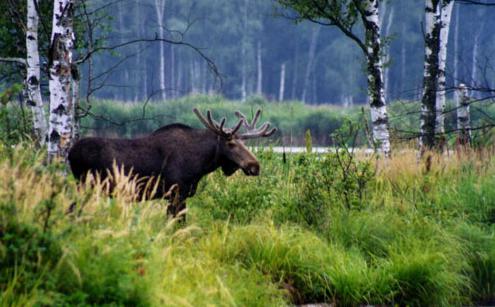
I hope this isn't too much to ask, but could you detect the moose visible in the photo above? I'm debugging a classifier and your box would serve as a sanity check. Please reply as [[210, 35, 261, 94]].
[[68, 108, 276, 216]]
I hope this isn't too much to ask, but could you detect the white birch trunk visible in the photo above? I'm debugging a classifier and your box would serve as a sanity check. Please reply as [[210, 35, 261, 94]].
[[456, 84, 471, 145], [420, 0, 442, 150], [363, 0, 391, 156], [256, 41, 263, 96], [26, 0, 47, 146], [435, 0, 454, 137], [302, 25, 320, 103], [154, 0, 166, 100], [48, 0, 76, 161], [279, 63, 286, 101]]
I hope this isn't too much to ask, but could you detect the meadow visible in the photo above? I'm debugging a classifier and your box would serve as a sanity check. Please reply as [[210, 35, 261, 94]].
[[1, 96, 495, 306], [1, 141, 495, 306]]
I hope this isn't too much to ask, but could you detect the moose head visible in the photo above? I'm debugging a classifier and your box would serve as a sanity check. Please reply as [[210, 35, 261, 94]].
[[193, 108, 276, 177]]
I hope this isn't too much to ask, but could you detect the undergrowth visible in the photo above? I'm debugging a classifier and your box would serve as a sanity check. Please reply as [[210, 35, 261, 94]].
[[1, 143, 495, 306]]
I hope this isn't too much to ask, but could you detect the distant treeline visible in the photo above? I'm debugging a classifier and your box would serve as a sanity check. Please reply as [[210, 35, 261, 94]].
[[80, 95, 495, 147]]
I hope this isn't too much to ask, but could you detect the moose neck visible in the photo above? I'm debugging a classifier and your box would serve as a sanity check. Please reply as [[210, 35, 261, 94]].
[[196, 130, 224, 176]]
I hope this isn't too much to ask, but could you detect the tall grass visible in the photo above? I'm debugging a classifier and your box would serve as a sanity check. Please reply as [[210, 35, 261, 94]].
[[1, 144, 495, 306]]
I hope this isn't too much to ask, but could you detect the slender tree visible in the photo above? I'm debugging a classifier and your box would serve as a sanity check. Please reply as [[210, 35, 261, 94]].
[[435, 0, 454, 146], [26, 0, 48, 146], [48, 0, 76, 161], [301, 25, 320, 103], [277, 0, 392, 156], [420, 0, 442, 151], [420, 0, 454, 152], [456, 83, 471, 145], [154, 0, 167, 100]]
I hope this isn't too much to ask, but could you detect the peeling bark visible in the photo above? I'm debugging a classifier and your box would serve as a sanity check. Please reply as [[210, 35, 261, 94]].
[[48, 0, 76, 162], [26, 0, 48, 146], [362, 0, 391, 157], [420, 0, 442, 151]]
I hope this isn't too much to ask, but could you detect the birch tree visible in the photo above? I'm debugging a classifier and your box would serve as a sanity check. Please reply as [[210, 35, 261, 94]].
[[361, 0, 391, 156], [420, 0, 454, 151], [435, 0, 454, 145], [26, 0, 48, 146], [48, 0, 76, 161], [420, 0, 442, 151], [277, 0, 392, 156]]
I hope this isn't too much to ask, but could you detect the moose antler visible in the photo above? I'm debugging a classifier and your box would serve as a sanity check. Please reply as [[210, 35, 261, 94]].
[[193, 108, 243, 137], [234, 109, 277, 139]]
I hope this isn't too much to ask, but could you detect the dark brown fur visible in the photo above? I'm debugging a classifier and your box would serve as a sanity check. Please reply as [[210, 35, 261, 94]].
[[68, 123, 260, 215]]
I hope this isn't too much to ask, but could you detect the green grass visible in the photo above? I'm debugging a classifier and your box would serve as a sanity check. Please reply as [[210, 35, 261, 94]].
[[1, 140, 495, 305]]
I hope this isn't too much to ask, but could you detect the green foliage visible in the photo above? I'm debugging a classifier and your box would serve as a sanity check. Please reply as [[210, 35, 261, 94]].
[[0, 103, 32, 147], [81, 96, 349, 145], [1, 139, 495, 305]]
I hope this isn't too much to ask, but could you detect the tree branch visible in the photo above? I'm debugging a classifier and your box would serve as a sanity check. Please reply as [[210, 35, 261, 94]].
[[0, 57, 27, 66]]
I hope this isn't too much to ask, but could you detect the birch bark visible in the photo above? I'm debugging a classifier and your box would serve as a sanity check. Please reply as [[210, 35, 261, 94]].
[[435, 0, 454, 140], [26, 0, 48, 146], [362, 0, 391, 156], [48, 0, 76, 162], [420, 0, 442, 151]]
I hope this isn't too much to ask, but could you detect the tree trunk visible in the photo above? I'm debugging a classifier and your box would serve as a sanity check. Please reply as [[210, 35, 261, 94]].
[[362, 0, 391, 156], [240, 0, 249, 102], [170, 44, 176, 99], [456, 83, 471, 145], [420, 0, 442, 151], [291, 44, 299, 100], [435, 0, 454, 143], [382, 6, 394, 102], [154, 0, 166, 100], [279, 63, 286, 101], [26, 0, 47, 146], [256, 40, 263, 96], [302, 25, 320, 103], [48, 0, 76, 162], [453, 3, 459, 86]]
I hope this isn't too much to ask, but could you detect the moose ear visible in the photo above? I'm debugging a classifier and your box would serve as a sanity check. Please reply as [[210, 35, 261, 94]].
[[221, 160, 239, 176]]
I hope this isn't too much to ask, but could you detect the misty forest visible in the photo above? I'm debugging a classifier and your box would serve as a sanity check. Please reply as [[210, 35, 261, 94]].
[[1, 0, 495, 306]]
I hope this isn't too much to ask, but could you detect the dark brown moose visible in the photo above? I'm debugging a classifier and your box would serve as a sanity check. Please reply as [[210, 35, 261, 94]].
[[68, 108, 276, 216]]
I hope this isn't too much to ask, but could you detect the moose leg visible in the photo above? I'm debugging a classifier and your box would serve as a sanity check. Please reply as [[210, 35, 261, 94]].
[[164, 184, 187, 221]]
